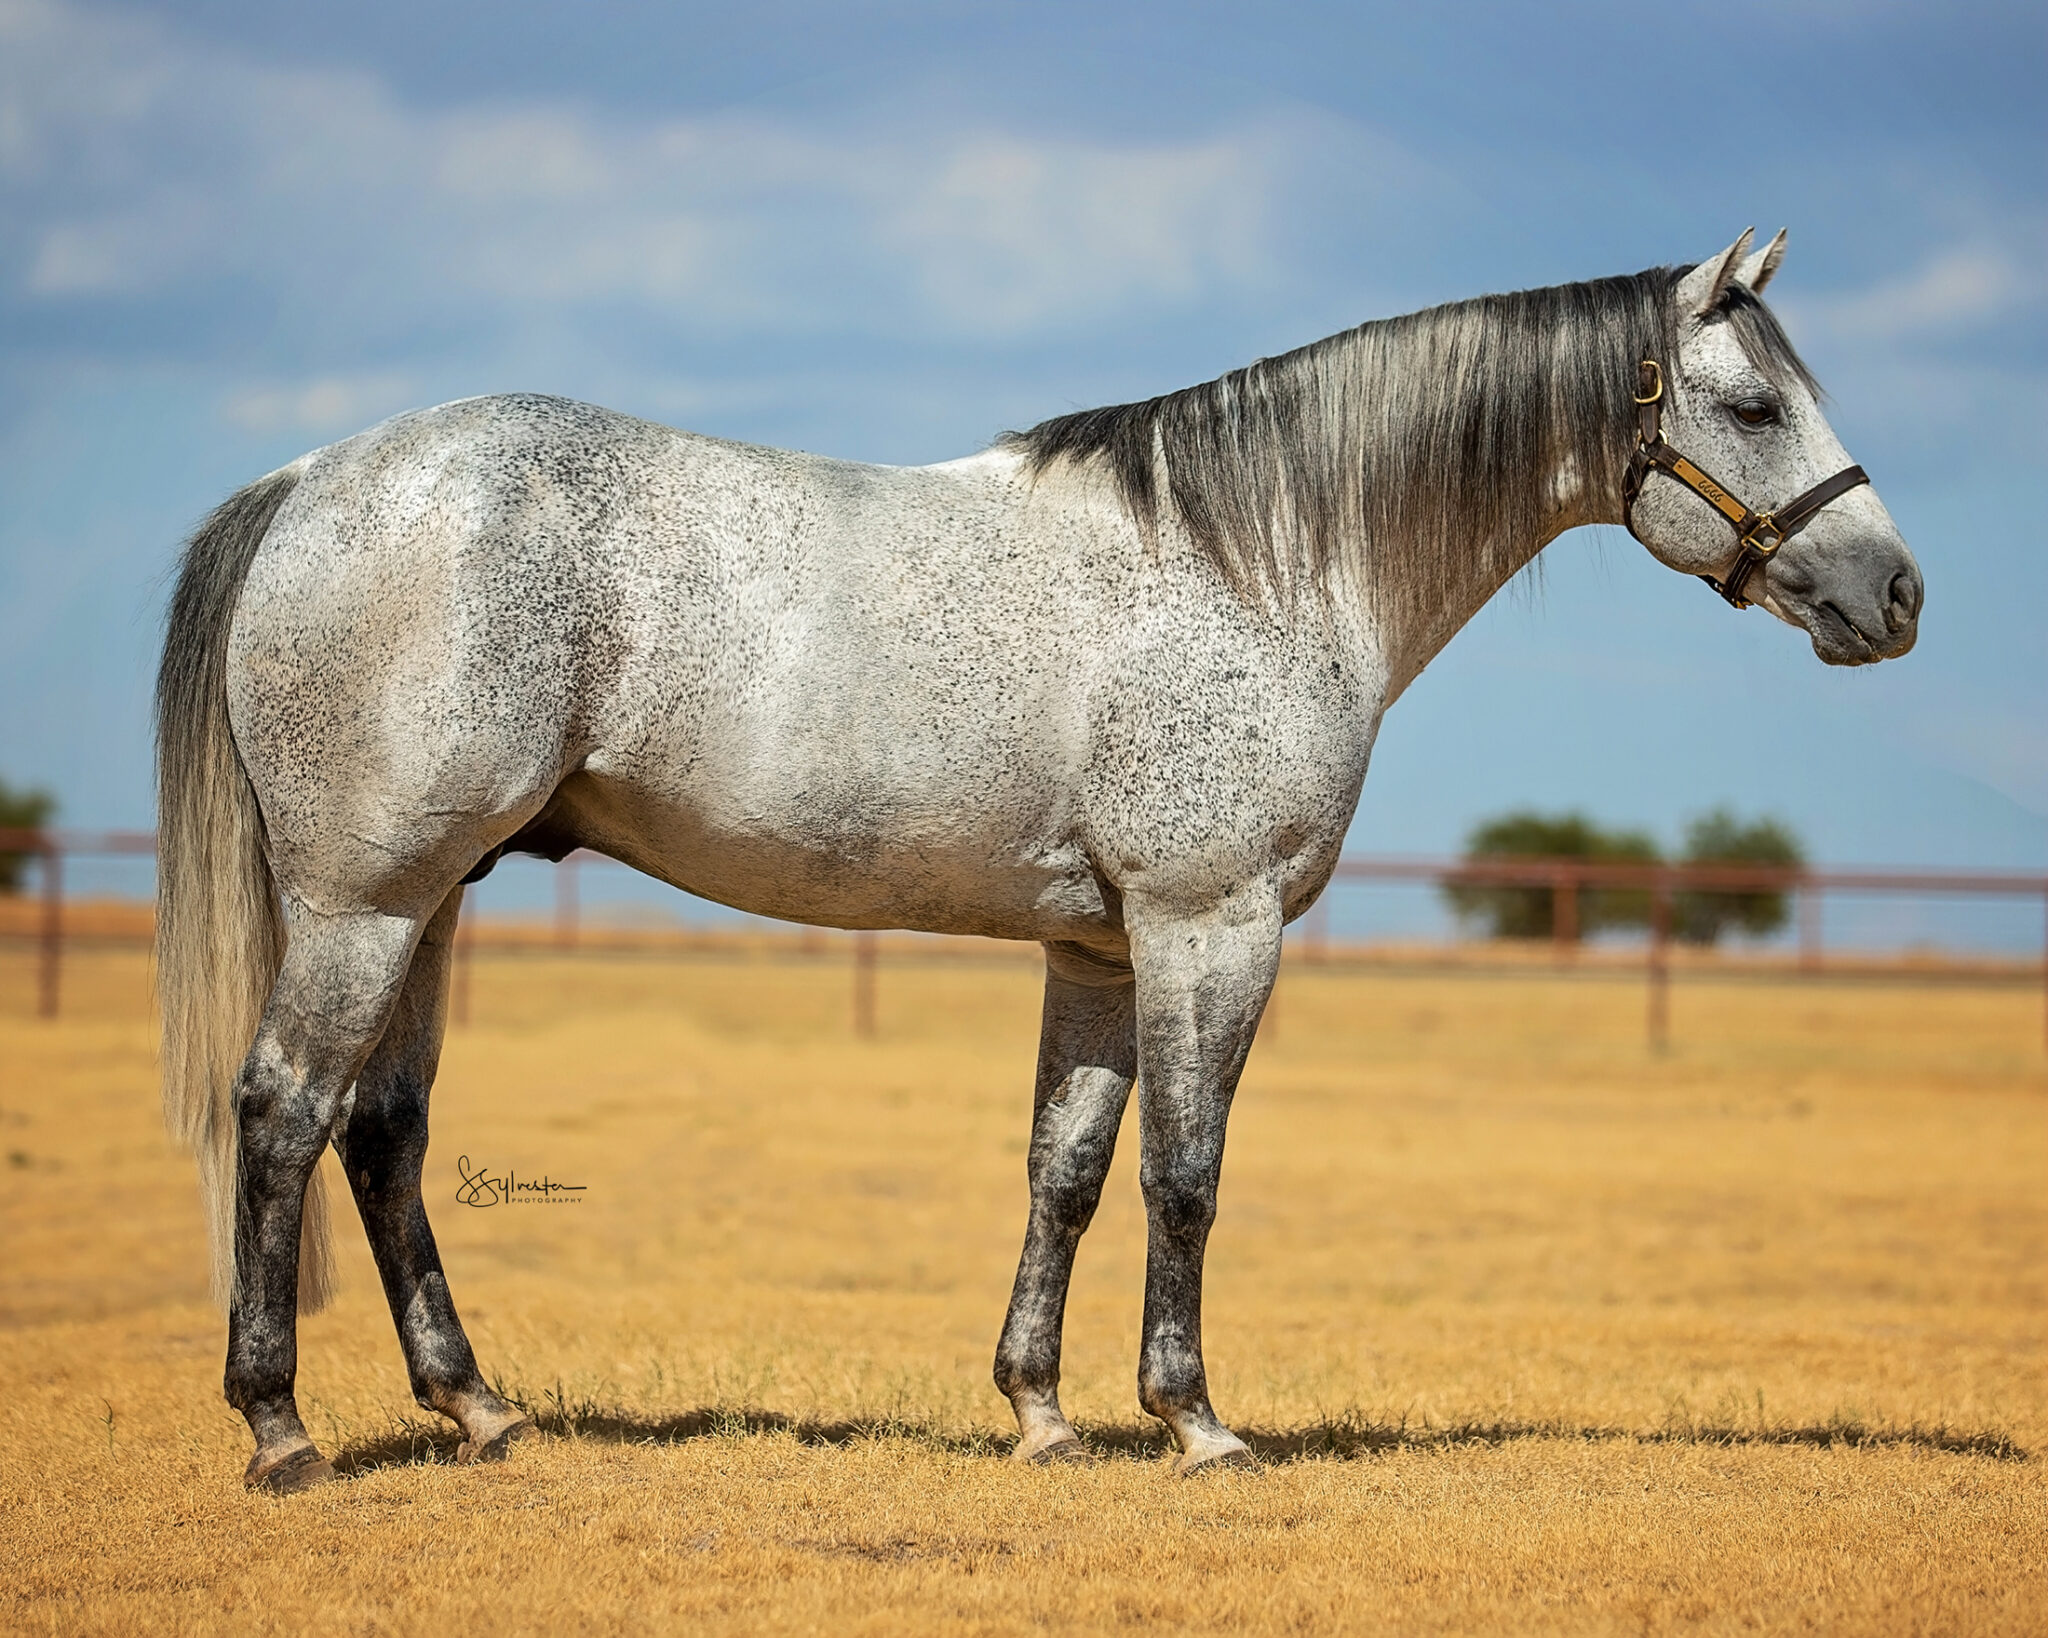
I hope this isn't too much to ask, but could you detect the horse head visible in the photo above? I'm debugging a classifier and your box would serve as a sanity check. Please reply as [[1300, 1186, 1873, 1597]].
[[1627, 228, 1923, 665]]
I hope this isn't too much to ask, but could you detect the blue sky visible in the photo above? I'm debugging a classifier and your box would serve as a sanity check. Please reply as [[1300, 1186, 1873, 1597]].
[[2, 1, 2042, 924]]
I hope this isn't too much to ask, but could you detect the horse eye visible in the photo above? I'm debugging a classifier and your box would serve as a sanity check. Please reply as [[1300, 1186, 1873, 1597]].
[[1731, 398, 1778, 428]]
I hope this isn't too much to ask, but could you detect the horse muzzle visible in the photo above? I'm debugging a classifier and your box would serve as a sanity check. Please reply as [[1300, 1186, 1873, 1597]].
[[1767, 538, 1923, 666]]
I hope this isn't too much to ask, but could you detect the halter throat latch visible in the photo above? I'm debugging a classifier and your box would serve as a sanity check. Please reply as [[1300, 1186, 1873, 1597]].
[[1621, 357, 1870, 610]]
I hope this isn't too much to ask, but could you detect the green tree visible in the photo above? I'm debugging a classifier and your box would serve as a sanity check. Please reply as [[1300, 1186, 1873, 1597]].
[[1444, 810, 1660, 941], [0, 776, 55, 893], [1674, 809, 1804, 945]]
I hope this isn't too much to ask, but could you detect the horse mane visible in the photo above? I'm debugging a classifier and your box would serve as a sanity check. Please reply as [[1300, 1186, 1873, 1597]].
[[1003, 267, 1819, 626]]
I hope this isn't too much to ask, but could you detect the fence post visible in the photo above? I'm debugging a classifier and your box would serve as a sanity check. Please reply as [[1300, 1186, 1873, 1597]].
[[38, 838, 61, 1020], [853, 931, 878, 1038], [1646, 871, 1671, 1053], [1553, 868, 1579, 965], [555, 854, 579, 950], [1799, 884, 1822, 973]]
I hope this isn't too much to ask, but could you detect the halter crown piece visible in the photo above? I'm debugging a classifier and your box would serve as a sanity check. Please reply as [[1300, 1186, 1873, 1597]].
[[1621, 358, 1871, 609]]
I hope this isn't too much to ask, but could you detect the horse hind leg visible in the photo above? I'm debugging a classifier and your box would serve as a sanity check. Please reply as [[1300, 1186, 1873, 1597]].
[[993, 943, 1137, 1463], [334, 886, 529, 1464], [227, 904, 428, 1492]]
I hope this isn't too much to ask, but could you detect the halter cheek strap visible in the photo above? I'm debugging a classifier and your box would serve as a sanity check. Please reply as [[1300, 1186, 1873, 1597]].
[[1622, 358, 1870, 610]]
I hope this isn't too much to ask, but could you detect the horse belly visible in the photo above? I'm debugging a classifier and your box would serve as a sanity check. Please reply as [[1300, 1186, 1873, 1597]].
[[549, 760, 1116, 942]]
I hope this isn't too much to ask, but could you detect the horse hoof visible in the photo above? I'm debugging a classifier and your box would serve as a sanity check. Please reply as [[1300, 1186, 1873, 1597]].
[[1020, 1437, 1093, 1466], [244, 1442, 336, 1495], [457, 1416, 532, 1466], [1174, 1446, 1262, 1478]]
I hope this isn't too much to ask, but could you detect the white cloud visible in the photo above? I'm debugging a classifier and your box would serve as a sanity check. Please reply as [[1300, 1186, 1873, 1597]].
[[0, 0, 1347, 341], [222, 373, 417, 435], [433, 112, 619, 202], [1793, 246, 2033, 346], [885, 133, 1275, 329]]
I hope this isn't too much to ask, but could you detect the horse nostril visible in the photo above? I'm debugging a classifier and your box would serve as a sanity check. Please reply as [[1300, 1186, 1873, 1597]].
[[1886, 569, 1922, 632]]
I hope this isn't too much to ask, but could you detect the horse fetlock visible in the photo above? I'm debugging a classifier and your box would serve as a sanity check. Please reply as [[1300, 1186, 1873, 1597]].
[[394, 1284, 485, 1391], [232, 1392, 313, 1461], [1137, 1349, 1212, 1425], [990, 1359, 1028, 1404], [414, 1372, 531, 1465], [992, 1319, 1061, 1400]]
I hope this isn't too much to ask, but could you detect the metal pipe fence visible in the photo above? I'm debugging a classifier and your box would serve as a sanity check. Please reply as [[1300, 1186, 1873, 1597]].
[[4, 828, 2045, 1049], [1316, 855, 2048, 1051], [0, 827, 154, 1021]]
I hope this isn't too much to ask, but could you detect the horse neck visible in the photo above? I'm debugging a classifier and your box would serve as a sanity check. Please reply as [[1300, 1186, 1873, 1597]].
[[1346, 325, 1630, 700], [1368, 472, 1608, 702]]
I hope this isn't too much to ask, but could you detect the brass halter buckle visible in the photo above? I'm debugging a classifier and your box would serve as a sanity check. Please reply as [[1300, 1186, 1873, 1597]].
[[1738, 516, 1783, 559], [1722, 516, 1785, 609]]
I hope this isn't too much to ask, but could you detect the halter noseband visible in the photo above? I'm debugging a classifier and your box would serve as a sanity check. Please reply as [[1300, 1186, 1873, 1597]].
[[1621, 358, 1870, 609]]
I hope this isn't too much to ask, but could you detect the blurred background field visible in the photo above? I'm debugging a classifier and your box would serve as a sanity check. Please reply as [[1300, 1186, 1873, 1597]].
[[2, 943, 2044, 1635]]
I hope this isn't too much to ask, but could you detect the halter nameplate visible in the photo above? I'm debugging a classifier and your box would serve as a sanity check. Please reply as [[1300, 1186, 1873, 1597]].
[[1622, 358, 1870, 610], [1664, 457, 1746, 526]]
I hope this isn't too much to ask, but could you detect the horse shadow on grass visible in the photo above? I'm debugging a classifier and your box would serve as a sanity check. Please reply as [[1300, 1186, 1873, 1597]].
[[331, 1394, 2026, 1478]]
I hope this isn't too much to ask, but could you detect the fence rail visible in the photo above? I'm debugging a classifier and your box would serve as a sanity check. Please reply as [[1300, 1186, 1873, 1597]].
[[5, 828, 2046, 1048]]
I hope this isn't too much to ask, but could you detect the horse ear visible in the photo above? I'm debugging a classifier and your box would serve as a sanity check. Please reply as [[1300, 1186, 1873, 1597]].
[[1736, 227, 1788, 295], [1677, 228, 1755, 317]]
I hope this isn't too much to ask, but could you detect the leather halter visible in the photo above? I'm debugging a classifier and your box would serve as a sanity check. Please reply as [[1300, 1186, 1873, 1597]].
[[1622, 359, 1870, 609]]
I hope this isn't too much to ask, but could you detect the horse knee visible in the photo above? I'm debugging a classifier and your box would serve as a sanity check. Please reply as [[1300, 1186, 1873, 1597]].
[[1140, 1168, 1217, 1242], [1028, 1134, 1110, 1226], [1045, 1188, 1103, 1242]]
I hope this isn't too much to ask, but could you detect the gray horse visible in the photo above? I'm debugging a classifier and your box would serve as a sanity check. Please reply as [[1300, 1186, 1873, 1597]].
[[157, 230, 1920, 1492]]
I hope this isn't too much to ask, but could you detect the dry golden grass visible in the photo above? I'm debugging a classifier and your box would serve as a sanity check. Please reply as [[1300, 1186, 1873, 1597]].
[[2, 942, 2044, 1635]]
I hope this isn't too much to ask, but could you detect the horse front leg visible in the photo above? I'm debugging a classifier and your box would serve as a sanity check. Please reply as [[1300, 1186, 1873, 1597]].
[[226, 909, 419, 1492], [1127, 889, 1281, 1474], [993, 944, 1137, 1462], [335, 888, 529, 1466]]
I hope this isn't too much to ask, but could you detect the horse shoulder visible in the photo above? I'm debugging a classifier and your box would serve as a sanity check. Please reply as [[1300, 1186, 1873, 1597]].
[[1070, 566, 1386, 916]]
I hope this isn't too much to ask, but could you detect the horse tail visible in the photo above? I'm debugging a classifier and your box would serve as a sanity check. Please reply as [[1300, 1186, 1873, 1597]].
[[155, 462, 335, 1314]]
